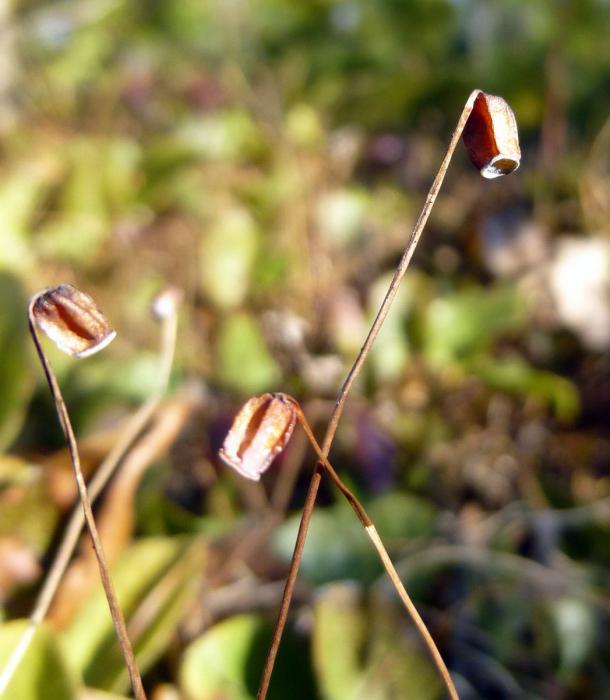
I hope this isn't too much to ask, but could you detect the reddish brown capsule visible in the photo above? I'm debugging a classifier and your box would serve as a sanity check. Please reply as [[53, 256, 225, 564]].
[[463, 92, 521, 179], [31, 284, 116, 358], [219, 393, 297, 481]]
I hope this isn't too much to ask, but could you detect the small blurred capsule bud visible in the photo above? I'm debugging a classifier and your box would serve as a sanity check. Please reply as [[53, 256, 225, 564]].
[[150, 286, 183, 321], [219, 393, 297, 481], [463, 92, 521, 179], [31, 284, 116, 358]]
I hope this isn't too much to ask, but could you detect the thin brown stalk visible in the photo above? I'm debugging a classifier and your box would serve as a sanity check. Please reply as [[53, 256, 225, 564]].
[[257, 90, 482, 700], [26, 304, 147, 700], [292, 403, 458, 700], [0, 306, 178, 698], [45, 304, 178, 619]]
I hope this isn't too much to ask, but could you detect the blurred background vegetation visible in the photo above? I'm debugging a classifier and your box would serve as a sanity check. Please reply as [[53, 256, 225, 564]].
[[0, 0, 609, 698]]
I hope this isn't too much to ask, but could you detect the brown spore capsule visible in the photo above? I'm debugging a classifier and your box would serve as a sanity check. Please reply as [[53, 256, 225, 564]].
[[219, 393, 297, 480], [31, 284, 116, 358], [463, 92, 521, 179]]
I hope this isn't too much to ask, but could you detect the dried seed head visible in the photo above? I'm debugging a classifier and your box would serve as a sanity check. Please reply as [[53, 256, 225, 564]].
[[219, 393, 297, 481], [463, 92, 521, 179], [31, 284, 116, 358]]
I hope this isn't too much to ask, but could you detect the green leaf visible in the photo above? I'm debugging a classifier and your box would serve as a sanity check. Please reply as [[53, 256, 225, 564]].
[[36, 138, 111, 263], [474, 358, 580, 421], [76, 351, 164, 403], [176, 110, 264, 162], [46, 20, 117, 91], [217, 313, 280, 395], [200, 207, 259, 311], [0, 621, 76, 700], [423, 284, 526, 366], [179, 613, 318, 700], [62, 537, 204, 693], [102, 138, 142, 213], [316, 188, 369, 249], [80, 690, 132, 700], [313, 584, 443, 700], [367, 492, 436, 542], [180, 615, 259, 700], [272, 504, 378, 585], [273, 494, 436, 586], [312, 584, 367, 700], [0, 159, 53, 272], [285, 103, 324, 149], [361, 598, 442, 700]]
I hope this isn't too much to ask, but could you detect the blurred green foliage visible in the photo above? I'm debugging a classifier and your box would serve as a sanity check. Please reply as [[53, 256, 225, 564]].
[[1, 0, 609, 698], [0, 621, 75, 700]]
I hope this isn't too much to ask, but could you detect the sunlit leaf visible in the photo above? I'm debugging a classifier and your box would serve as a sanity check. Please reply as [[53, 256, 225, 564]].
[[200, 207, 259, 311], [0, 620, 76, 700], [76, 351, 163, 403], [313, 584, 443, 700], [217, 314, 280, 395], [179, 613, 317, 700], [36, 138, 111, 263], [102, 138, 142, 213], [285, 103, 324, 149], [423, 284, 526, 366], [312, 584, 367, 700], [0, 158, 55, 271], [176, 110, 264, 162], [316, 188, 369, 249], [79, 689, 132, 700], [62, 537, 204, 693], [180, 614, 258, 700]]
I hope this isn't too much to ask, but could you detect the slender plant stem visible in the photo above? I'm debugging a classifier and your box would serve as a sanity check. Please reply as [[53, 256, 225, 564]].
[[257, 91, 482, 700], [291, 403, 370, 527], [46, 308, 177, 618], [363, 525, 457, 699], [0, 308, 178, 698], [18, 305, 149, 700], [292, 403, 458, 700]]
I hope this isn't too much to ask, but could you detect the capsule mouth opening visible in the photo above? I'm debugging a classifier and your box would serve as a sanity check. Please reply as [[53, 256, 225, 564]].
[[481, 154, 520, 179], [73, 329, 117, 358]]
